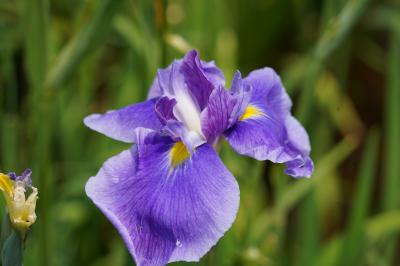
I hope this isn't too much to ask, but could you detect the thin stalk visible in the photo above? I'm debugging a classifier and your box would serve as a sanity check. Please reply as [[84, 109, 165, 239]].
[[338, 129, 379, 266], [24, 0, 49, 265], [380, 25, 400, 264]]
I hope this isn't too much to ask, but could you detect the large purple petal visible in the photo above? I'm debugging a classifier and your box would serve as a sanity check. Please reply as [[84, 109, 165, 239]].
[[86, 129, 239, 265], [225, 68, 313, 178], [84, 99, 161, 143]]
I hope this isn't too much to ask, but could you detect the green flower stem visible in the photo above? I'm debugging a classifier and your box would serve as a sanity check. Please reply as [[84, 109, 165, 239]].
[[1, 212, 23, 266]]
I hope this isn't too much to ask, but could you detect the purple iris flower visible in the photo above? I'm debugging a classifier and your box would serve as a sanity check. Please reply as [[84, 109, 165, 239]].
[[84, 50, 313, 266]]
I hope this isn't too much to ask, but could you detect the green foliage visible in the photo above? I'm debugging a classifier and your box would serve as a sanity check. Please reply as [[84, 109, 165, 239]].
[[1, 231, 23, 266], [338, 129, 379, 266], [0, 212, 12, 249], [1, 214, 23, 266], [0, 0, 399, 265]]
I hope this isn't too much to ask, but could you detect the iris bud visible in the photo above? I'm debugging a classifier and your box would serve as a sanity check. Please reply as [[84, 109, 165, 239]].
[[0, 170, 38, 232]]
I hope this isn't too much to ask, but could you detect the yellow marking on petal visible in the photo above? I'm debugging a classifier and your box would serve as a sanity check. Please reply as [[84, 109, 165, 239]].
[[0, 173, 14, 198], [239, 105, 263, 121], [170, 141, 190, 168]]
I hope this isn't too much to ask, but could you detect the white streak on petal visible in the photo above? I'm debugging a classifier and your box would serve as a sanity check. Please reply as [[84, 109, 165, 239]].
[[173, 89, 204, 138]]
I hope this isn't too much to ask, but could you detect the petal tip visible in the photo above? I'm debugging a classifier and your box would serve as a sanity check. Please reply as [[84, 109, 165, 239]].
[[83, 113, 102, 128], [284, 157, 314, 178]]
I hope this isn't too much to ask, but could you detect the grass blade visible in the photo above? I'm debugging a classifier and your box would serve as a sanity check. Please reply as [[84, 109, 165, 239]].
[[45, 0, 122, 88], [317, 211, 400, 266], [24, 0, 50, 265], [314, 0, 371, 61], [337, 129, 379, 266], [381, 24, 400, 216], [380, 23, 400, 264]]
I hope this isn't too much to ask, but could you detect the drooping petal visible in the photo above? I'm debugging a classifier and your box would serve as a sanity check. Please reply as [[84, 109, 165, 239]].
[[225, 68, 313, 177], [283, 116, 314, 177], [84, 98, 161, 143], [245, 68, 292, 117], [285, 157, 314, 177], [285, 115, 311, 155], [225, 104, 291, 162], [86, 129, 239, 266], [201, 84, 250, 143]]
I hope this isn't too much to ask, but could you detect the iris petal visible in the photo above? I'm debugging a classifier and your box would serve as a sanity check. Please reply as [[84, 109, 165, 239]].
[[181, 50, 217, 110], [0, 173, 13, 198], [225, 68, 313, 177], [86, 129, 239, 266], [148, 50, 224, 111], [84, 98, 161, 143], [155, 97, 177, 124], [201, 85, 250, 143]]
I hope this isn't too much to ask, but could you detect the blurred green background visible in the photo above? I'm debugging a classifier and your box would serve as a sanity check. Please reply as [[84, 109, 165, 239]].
[[1, 0, 400, 265]]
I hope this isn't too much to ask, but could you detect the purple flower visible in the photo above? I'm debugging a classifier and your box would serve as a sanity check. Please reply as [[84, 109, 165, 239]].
[[84, 50, 313, 265]]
